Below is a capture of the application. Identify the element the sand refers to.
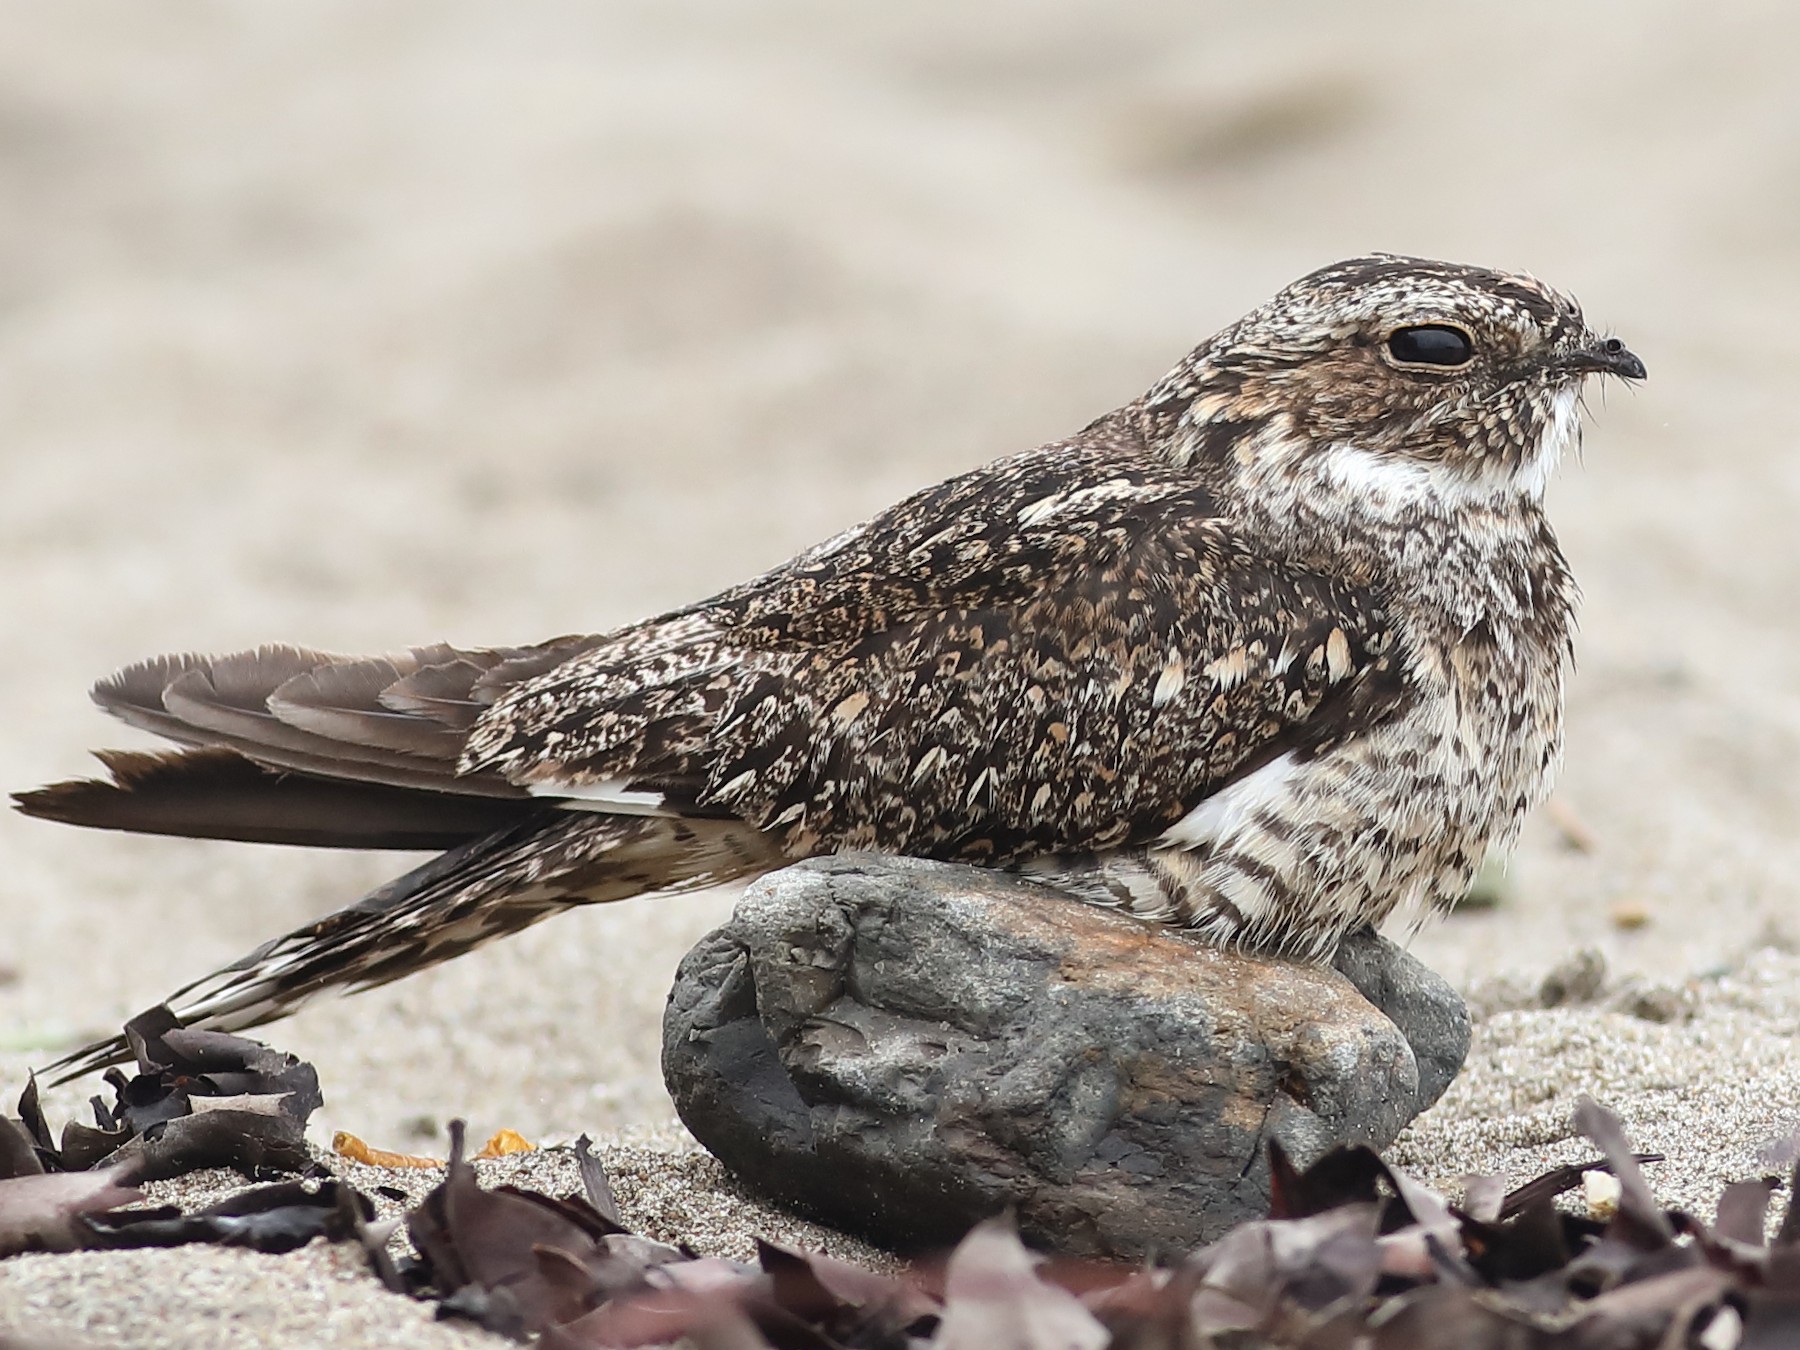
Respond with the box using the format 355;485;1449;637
2;2;1798;1343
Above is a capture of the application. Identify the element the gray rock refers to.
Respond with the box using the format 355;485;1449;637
1329;926;1471;1111
663;855;1467;1258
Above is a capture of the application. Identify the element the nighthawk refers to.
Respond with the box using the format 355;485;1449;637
18;255;1644;1078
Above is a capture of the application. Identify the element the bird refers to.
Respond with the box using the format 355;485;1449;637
16;254;1644;1080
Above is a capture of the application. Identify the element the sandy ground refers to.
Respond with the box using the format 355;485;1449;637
2;2;1799;1343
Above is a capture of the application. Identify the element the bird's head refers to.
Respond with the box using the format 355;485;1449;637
1151;255;1645;513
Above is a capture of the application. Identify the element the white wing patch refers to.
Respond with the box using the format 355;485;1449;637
537;779;671;816
1161;751;1299;851
1016;477;1140;526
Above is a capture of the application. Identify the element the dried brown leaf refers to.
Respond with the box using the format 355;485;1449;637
574;1133;622;1230
81;1178;374;1255
1714;1178;1779;1248
934;1216;1107;1350
760;1237;938;1340
0;1117;44;1181
0;1166;142;1257
1571;1097;1674;1251
1458;1175;1506;1224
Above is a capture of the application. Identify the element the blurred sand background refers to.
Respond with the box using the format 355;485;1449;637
2;2;1799;1342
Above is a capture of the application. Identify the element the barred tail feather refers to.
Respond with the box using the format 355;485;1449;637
42;810;778;1083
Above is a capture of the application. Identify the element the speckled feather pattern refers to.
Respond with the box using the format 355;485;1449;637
462;438;1397;869
19;254;1642;1051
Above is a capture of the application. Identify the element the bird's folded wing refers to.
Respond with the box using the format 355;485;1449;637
464;442;1406;862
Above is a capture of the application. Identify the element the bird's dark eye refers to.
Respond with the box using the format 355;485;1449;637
1386;325;1475;369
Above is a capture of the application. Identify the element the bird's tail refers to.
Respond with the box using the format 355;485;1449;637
41;809;778;1083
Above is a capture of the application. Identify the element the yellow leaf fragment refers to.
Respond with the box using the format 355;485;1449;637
332;1130;442;1169
475;1128;535;1159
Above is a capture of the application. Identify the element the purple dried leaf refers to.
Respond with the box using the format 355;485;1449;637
1714;1179;1778;1248
0;1166;142;1256
537;1231;688;1312
1370;1285;1541;1349
81;1178;374;1254
404;1123;467;1293
761;1238;935;1321
1192;1206;1382;1332
98;1106;312;1181
109;1010;323;1139
1571;1097;1674;1249
354;1213;410;1294
1289;1209;1388;1311
437;1283;526;1339
594;1231;687;1288
544;1295;682;1348
1456;1198;1573;1289
55;1118;131;1172
531;1242;609;1328
1188;1228;1281;1334
422;1120;611;1336
1561;1264;1734;1348
1458;1175;1505;1224
1378;1174;1479;1290
1778;1154;1800;1249
112;1075;191;1137
1080;1265;1203;1350
1565;1234;1700;1306
15;1077;54;1158
1497;1151;1662;1220
22;1010;324;1185
759;1237;938;1343
933;1215;1107;1350
161;1028;291;1074
554;1272;761;1350
574;1133;622;1230
1742;1285;1800;1348
491;1183;620;1243
0;1116;43;1181
1266;1140;1385;1220
688;1304;781;1350
646;1256;762;1298
123;1005;184;1075
1381;1164;1453;1232
1074;1265;1165;1318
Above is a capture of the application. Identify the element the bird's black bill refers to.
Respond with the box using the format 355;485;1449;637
1566;338;1647;381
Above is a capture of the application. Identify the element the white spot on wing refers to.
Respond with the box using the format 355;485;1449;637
1017;477;1138;526
1161;752;1299;851
537;779;670;815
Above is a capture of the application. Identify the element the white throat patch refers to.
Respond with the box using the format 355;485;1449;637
1316;384;1581;513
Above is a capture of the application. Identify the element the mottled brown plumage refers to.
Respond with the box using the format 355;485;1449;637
15;254;1644;1078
